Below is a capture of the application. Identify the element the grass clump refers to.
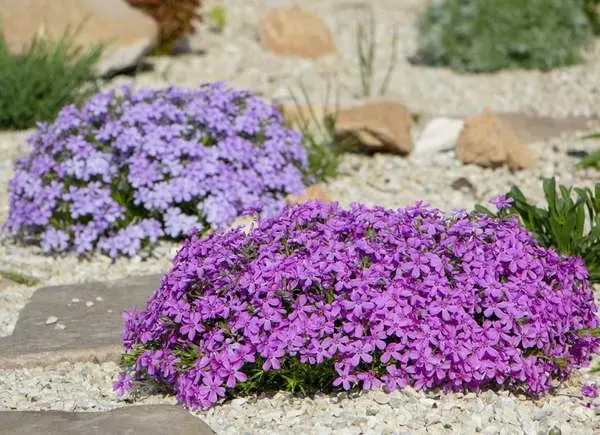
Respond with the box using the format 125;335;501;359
415;0;594;73
355;7;399;98
0;269;39;286
0;27;102;130
475;178;600;283
285;79;346;183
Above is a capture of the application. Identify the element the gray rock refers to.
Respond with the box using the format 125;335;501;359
0;274;162;369
0;405;215;435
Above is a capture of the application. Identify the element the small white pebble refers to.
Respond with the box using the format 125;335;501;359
54;323;66;330
85;301;94;308
95;296;103;302
45;316;58;325
107;309;113;314
71;298;80;303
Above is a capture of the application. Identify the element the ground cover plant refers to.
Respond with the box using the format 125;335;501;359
126;0;202;55
2;82;308;258
115;201;600;410
475;178;600;284
414;0;594;73
0;25;102;130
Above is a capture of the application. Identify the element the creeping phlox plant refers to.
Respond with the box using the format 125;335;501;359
3;82;308;258
115;201;600;410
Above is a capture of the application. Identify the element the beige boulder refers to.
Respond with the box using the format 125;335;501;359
259;7;336;59
1;0;159;76
456;109;535;170
333;100;414;154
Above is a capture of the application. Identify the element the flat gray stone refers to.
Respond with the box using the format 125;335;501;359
0;274;162;368
0;405;215;435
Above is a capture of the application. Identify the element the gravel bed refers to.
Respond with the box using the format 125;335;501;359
2;0;600;432
0;361;598;434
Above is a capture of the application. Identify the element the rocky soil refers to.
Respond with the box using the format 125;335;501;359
1;0;600;433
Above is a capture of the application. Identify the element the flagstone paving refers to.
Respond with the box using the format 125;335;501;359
0;405;215;435
0;274;162;369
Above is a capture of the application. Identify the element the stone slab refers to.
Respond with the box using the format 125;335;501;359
0;405;215;435
0;274;162;369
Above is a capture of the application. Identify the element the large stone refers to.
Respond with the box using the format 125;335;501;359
259;7;337;59
0;405;215;435
1;0;159;76
456;109;535;170
333;100;414;154
0;274;162;369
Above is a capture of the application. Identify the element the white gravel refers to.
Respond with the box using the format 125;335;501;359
2;0;600;433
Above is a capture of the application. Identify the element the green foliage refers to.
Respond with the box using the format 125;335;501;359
584;0;600;34
577;133;600;169
355;7;399;97
286;79;349;183
126;0;202;55
474;178;600;283
208;6;226;32
0;269;39;286
415;0;594;73
0;27;102;130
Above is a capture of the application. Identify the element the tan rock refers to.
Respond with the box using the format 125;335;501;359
259;7;336;59
456;109;535;170
286;185;331;204
1;0;159;76
333;100;414;154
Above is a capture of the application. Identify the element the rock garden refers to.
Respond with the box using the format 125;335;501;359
1;0;600;434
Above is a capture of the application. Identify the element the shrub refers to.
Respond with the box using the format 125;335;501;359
115;201;599;410
415;0;593;73
0;26;102;130
126;0;202;55
585;0;600;34
3;82;308;258
475;179;600;283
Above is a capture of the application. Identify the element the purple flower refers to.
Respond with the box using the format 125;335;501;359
113;373;133;396
489;194;514;211
4;82;308;258
582;384;598;398
116;201;600;411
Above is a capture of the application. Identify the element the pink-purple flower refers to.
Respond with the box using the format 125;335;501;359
582;383;598;398
116;201;600;410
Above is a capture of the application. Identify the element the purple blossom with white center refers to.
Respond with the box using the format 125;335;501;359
3;82;308;258
116;201;600;410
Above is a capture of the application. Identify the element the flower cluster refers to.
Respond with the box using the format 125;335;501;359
3;82;308;257
116;201;600;410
